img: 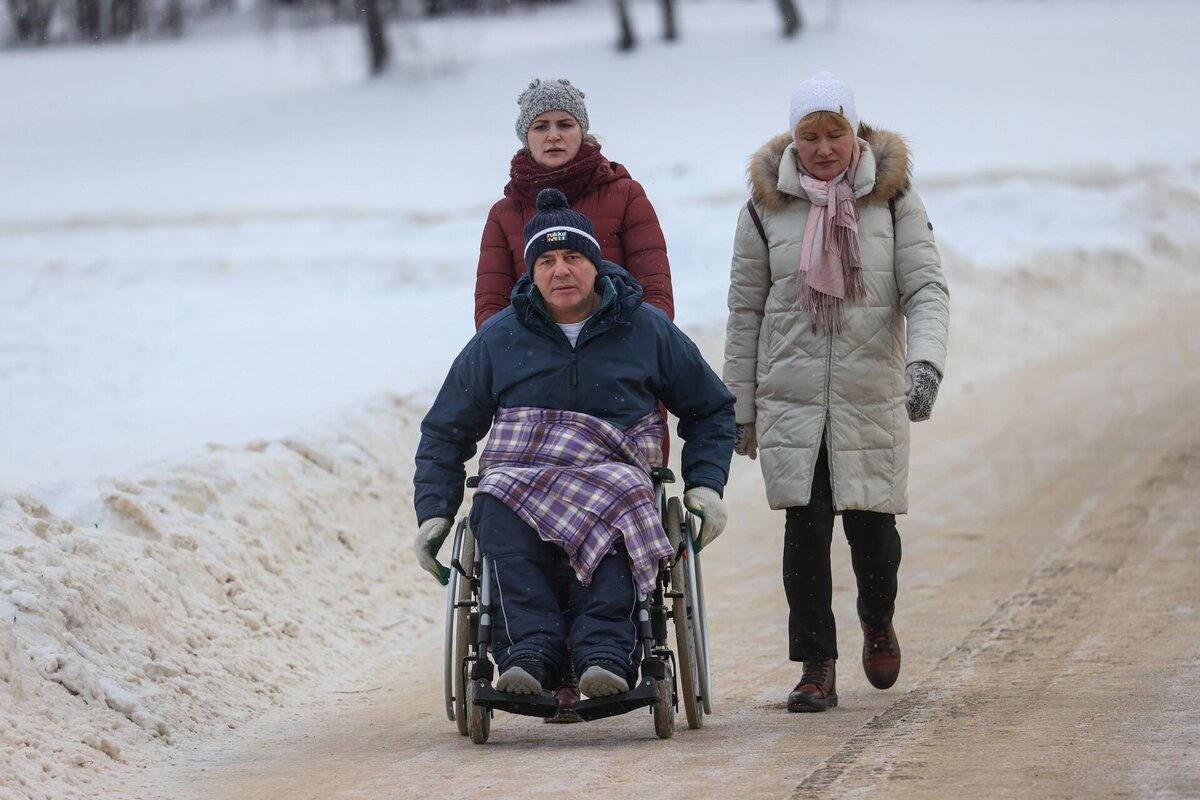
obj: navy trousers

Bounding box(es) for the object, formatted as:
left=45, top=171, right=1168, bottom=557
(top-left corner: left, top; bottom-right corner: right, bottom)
left=470, top=493, right=641, bottom=685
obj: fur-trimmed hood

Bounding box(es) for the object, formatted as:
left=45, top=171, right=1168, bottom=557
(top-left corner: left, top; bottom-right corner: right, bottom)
left=747, top=125, right=911, bottom=213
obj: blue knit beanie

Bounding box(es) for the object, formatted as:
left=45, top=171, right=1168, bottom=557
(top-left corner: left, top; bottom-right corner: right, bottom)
left=523, top=188, right=602, bottom=272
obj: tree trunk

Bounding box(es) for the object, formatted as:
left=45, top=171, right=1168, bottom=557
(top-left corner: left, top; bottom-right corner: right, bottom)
left=6, top=0, right=57, bottom=43
left=110, top=0, right=141, bottom=38
left=615, top=0, right=634, bottom=51
left=660, top=0, right=676, bottom=41
left=75, top=0, right=100, bottom=39
left=363, top=0, right=390, bottom=76
left=161, top=0, right=183, bottom=37
left=777, top=0, right=802, bottom=38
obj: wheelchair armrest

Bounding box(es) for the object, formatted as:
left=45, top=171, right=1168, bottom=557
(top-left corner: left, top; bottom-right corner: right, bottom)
left=651, top=467, right=675, bottom=484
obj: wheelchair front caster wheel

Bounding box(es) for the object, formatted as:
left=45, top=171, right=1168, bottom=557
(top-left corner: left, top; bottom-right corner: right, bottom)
left=468, top=680, right=491, bottom=745
left=653, top=676, right=674, bottom=739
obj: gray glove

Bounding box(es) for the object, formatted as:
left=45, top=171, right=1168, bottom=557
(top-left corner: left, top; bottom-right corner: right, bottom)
left=905, top=361, right=941, bottom=422
left=683, top=486, right=728, bottom=551
left=734, top=423, right=758, bottom=460
left=414, top=517, right=452, bottom=585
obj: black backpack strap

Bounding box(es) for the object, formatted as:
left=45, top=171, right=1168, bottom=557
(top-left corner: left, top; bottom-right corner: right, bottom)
left=746, top=199, right=768, bottom=247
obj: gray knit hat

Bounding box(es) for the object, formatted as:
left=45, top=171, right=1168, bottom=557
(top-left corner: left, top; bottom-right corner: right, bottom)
left=515, top=78, right=590, bottom=144
left=523, top=189, right=602, bottom=273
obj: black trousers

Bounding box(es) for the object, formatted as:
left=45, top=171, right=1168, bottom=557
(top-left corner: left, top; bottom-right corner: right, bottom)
left=783, top=446, right=902, bottom=661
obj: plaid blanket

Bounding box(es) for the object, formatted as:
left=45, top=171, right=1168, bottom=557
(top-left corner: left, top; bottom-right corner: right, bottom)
left=476, top=406, right=670, bottom=594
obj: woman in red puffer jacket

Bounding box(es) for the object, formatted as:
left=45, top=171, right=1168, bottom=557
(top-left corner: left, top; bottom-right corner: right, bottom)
left=474, top=78, right=674, bottom=329
left=473, top=80, right=676, bottom=723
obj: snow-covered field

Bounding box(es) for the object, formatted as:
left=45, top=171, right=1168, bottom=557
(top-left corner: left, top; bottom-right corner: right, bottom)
left=2, top=1, right=1199, bottom=797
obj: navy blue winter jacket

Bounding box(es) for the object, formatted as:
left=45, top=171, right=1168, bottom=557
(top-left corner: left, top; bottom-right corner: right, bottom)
left=414, top=262, right=735, bottom=525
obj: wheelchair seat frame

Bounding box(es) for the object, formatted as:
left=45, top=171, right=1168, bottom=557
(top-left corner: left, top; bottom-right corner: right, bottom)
left=442, top=467, right=711, bottom=743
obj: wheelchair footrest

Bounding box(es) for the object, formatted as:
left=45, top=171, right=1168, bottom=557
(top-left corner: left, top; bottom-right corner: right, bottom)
left=573, top=676, right=660, bottom=722
left=470, top=680, right=560, bottom=718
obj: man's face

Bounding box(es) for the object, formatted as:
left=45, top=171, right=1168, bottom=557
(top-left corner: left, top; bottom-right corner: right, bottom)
left=532, top=248, right=598, bottom=323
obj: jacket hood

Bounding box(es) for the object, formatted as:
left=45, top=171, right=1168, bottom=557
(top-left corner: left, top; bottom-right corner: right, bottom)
left=747, top=124, right=912, bottom=213
left=511, top=259, right=644, bottom=327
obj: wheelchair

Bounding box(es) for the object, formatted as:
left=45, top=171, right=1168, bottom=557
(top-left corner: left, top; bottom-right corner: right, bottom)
left=442, top=467, right=712, bottom=744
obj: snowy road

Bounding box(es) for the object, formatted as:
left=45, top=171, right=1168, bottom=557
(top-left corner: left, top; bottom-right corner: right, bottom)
left=124, top=288, right=1200, bottom=800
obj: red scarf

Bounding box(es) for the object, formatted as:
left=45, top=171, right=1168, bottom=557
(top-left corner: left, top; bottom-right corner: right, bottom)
left=505, top=144, right=609, bottom=205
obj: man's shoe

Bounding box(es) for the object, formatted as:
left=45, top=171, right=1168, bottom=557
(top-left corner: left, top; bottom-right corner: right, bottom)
left=578, top=660, right=630, bottom=698
left=861, top=621, right=901, bottom=689
left=496, top=656, right=547, bottom=695
left=787, top=657, right=837, bottom=712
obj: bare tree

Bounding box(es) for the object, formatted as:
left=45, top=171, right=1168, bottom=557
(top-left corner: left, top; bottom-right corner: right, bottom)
left=161, top=0, right=183, bottom=36
left=75, top=0, right=100, bottom=37
left=617, top=0, right=796, bottom=50
left=615, top=0, right=633, bottom=51
left=660, top=0, right=675, bottom=41
left=614, top=0, right=675, bottom=51
left=777, top=0, right=801, bottom=37
left=109, top=0, right=140, bottom=37
left=362, top=0, right=389, bottom=75
left=6, top=0, right=57, bottom=43
left=4, top=0, right=241, bottom=44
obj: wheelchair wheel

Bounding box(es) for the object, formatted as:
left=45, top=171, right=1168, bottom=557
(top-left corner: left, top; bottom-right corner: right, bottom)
left=467, top=679, right=490, bottom=745
left=689, top=530, right=713, bottom=716
left=653, top=673, right=675, bottom=740
left=666, top=497, right=704, bottom=729
left=453, top=523, right=475, bottom=737
left=446, top=515, right=472, bottom=734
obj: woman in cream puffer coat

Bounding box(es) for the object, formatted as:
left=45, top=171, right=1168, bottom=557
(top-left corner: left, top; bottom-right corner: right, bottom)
left=722, top=72, right=948, bottom=713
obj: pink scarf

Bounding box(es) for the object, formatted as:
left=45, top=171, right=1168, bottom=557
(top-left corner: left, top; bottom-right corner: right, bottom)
left=796, top=142, right=864, bottom=333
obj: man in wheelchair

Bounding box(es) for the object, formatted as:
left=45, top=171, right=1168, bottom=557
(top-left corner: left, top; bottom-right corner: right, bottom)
left=413, top=188, right=735, bottom=703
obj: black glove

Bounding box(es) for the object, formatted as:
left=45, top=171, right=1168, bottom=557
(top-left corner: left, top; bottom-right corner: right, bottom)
left=905, top=361, right=941, bottom=422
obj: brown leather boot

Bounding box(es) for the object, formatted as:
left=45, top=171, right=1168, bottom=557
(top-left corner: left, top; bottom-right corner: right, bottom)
left=787, top=657, right=837, bottom=712
left=544, top=661, right=582, bottom=724
left=861, top=621, right=901, bottom=689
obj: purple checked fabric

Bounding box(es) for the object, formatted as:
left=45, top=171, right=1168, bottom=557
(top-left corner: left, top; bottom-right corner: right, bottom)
left=476, top=406, right=669, bottom=594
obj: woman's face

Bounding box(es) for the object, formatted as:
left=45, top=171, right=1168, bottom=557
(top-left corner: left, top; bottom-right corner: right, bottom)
left=526, top=110, right=583, bottom=170
left=794, top=113, right=855, bottom=181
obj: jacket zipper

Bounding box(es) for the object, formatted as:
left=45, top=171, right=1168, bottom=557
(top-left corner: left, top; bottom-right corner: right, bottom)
left=570, top=352, right=579, bottom=408
left=529, top=280, right=617, bottom=410
left=823, top=329, right=836, bottom=508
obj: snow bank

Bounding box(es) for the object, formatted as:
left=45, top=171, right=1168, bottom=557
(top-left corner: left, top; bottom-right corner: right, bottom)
left=0, top=395, right=440, bottom=799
